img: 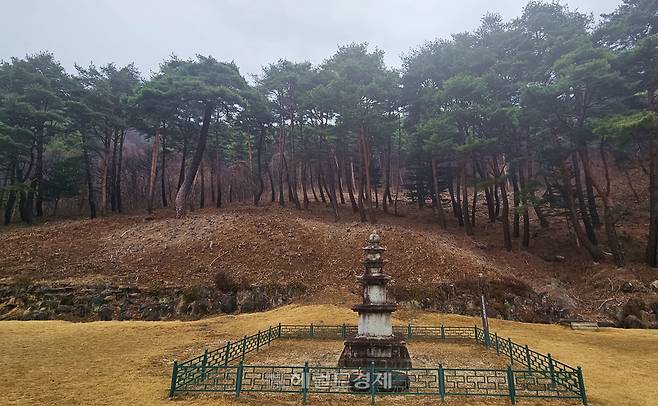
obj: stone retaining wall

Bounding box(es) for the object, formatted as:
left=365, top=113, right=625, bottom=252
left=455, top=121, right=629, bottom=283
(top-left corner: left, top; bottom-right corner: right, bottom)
left=0, top=282, right=306, bottom=321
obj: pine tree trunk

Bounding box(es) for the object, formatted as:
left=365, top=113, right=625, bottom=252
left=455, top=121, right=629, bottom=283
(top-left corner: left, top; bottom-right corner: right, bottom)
left=494, top=182, right=500, bottom=219
left=178, top=138, right=187, bottom=192
left=199, top=161, right=205, bottom=209
left=35, top=125, right=46, bottom=217
left=110, top=130, right=118, bottom=212
left=528, top=156, right=549, bottom=227
left=288, top=114, right=301, bottom=208
left=476, top=161, right=495, bottom=222
left=647, top=138, right=658, bottom=266
left=580, top=147, right=625, bottom=265
left=0, top=166, right=7, bottom=209
left=374, top=184, right=379, bottom=209
left=301, top=162, right=309, bottom=209
left=361, top=127, right=375, bottom=224
left=82, top=135, right=97, bottom=219
left=431, top=157, right=447, bottom=229
left=190, top=170, right=197, bottom=211
left=511, top=170, right=520, bottom=238
left=461, top=160, right=473, bottom=235
left=18, top=186, right=34, bottom=224
left=471, top=174, right=477, bottom=227
left=320, top=165, right=332, bottom=203
left=116, top=130, right=125, bottom=213
left=383, top=134, right=392, bottom=213
left=327, top=157, right=340, bottom=220
left=210, top=161, right=216, bottom=203
left=161, top=135, right=168, bottom=207
left=345, top=158, right=358, bottom=211
left=572, top=153, right=597, bottom=244
left=335, top=156, right=345, bottom=205
left=318, top=162, right=327, bottom=204
left=3, top=164, right=16, bottom=225
left=518, top=165, right=530, bottom=248
left=216, top=145, right=222, bottom=208
left=351, top=159, right=357, bottom=198
left=147, top=130, right=160, bottom=214
left=645, top=88, right=658, bottom=266
left=278, top=123, right=285, bottom=207
left=447, top=171, right=462, bottom=224
left=175, top=103, right=213, bottom=218
left=267, top=163, right=275, bottom=203
left=584, top=171, right=601, bottom=227
left=254, top=127, right=265, bottom=206
left=494, top=158, right=512, bottom=251
left=283, top=154, right=301, bottom=209
left=357, top=148, right=366, bottom=222
left=308, top=163, right=319, bottom=203
left=620, top=166, right=640, bottom=203
left=100, top=129, right=111, bottom=216
left=560, top=159, right=604, bottom=261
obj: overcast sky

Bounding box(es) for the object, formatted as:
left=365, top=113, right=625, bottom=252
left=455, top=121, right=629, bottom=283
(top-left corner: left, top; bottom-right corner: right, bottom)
left=2, top=0, right=621, bottom=79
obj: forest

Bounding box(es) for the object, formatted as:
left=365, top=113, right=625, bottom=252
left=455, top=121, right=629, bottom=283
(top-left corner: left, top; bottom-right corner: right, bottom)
left=1, top=0, right=657, bottom=269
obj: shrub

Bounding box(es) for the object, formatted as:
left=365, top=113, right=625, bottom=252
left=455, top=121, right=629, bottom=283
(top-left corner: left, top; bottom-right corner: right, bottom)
left=214, top=271, right=242, bottom=293
left=182, top=286, right=203, bottom=303
left=14, top=274, right=32, bottom=291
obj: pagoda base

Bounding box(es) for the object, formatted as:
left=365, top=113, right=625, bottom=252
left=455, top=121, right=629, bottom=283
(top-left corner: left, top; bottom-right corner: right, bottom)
left=338, top=336, right=412, bottom=368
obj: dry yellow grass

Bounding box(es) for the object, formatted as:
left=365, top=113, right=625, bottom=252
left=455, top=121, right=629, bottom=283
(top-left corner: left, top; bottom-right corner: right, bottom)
left=246, top=339, right=507, bottom=369
left=1, top=304, right=656, bottom=405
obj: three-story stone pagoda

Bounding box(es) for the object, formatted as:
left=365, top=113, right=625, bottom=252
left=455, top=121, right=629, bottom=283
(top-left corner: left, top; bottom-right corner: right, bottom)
left=338, top=230, right=412, bottom=368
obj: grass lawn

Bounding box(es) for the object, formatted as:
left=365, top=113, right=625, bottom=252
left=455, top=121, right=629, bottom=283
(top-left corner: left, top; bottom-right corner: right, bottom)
left=1, top=304, right=656, bottom=405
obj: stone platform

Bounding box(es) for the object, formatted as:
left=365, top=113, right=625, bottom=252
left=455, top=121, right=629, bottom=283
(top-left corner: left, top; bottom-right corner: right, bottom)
left=338, top=335, right=412, bottom=368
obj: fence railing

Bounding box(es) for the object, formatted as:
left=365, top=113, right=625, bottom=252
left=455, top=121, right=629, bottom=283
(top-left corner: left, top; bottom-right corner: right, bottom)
left=169, top=323, right=587, bottom=405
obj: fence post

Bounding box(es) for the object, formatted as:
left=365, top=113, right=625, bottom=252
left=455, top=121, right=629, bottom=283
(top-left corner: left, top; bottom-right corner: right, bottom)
left=524, top=345, right=532, bottom=371
left=495, top=333, right=500, bottom=355
left=548, top=353, right=556, bottom=386
left=369, top=362, right=376, bottom=406
left=438, top=363, right=446, bottom=403
left=224, top=341, right=231, bottom=365
left=256, top=330, right=261, bottom=351
left=278, top=322, right=282, bottom=337
left=241, top=335, right=247, bottom=362
left=508, top=338, right=514, bottom=366
left=506, top=366, right=516, bottom=405
left=341, top=323, right=346, bottom=339
left=302, top=361, right=309, bottom=405
left=474, top=325, right=479, bottom=343
left=268, top=326, right=272, bottom=346
left=310, top=323, right=314, bottom=339
left=407, top=323, right=412, bottom=339
left=235, top=362, right=244, bottom=399
left=201, top=348, right=208, bottom=381
left=168, top=361, right=179, bottom=398
left=577, top=366, right=588, bottom=406
left=440, top=324, right=445, bottom=340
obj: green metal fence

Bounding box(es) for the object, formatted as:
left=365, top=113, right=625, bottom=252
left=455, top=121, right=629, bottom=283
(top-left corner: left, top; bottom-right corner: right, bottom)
left=169, top=324, right=587, bottom=405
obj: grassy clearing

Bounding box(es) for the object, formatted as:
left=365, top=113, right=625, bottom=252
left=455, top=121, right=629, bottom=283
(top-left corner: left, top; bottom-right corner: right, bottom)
left=246, top=339, right=506, bottom=369
left=1, top=304, right=656, bottom=405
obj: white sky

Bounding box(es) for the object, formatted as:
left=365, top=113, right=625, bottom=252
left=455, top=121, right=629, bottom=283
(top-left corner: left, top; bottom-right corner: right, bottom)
left=1, top=0, right=621, bottom=78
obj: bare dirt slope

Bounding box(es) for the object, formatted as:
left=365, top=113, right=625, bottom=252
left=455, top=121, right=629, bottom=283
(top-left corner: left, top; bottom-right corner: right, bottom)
left=1, top=203, right=657, bottom=321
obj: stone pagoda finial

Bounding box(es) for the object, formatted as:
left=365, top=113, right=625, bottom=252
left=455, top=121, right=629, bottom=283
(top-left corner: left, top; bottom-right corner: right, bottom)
left=368, top=230, right=381, bottom=244
left=364, top=230, right=385, bottom=275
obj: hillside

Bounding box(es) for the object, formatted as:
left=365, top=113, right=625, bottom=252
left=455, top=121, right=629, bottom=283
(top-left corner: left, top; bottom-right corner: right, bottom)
left=1, top=203, right=657, bottom=325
